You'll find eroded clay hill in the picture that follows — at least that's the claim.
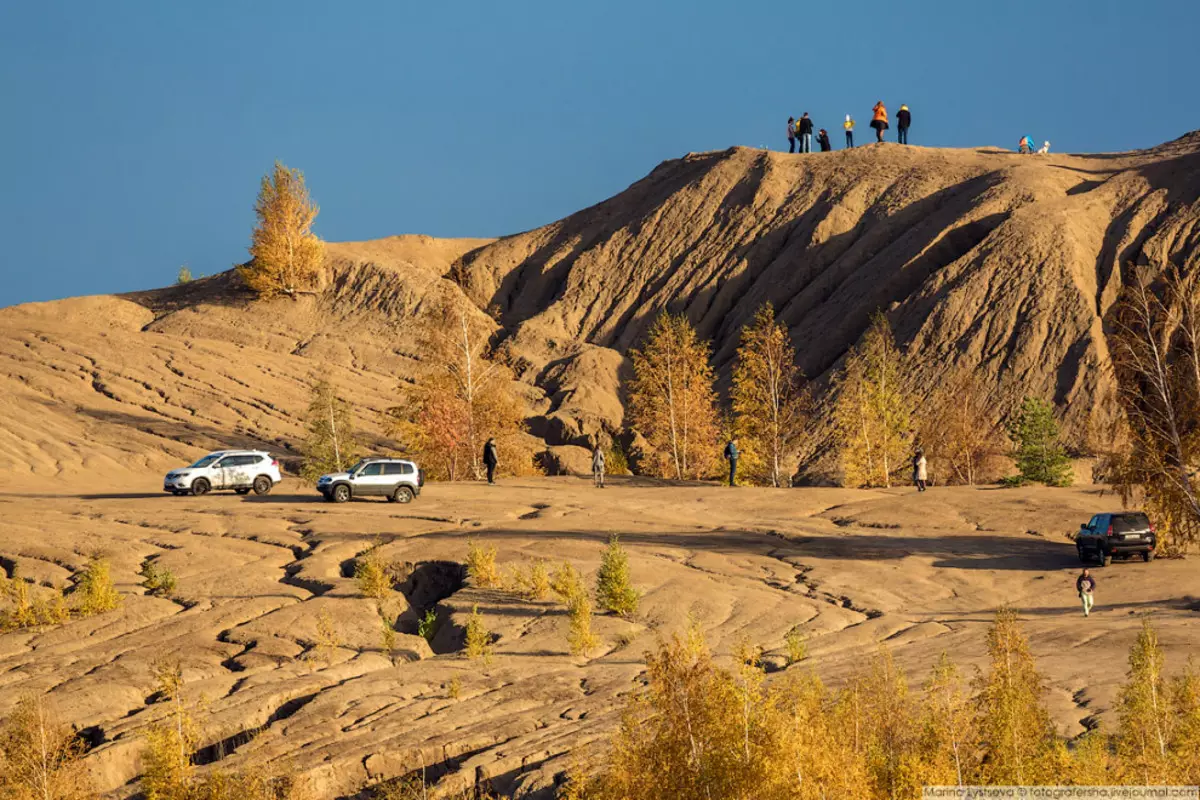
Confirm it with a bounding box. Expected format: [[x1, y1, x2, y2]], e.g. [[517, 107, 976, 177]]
[[3, 135, 1200, 479]]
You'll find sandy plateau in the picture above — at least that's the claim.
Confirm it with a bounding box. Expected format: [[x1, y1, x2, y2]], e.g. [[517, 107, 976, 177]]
[[1, 475, 1198, 797]]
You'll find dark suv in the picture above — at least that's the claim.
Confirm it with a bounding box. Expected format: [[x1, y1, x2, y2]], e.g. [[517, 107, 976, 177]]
[[1075, 512, 1157, 566]]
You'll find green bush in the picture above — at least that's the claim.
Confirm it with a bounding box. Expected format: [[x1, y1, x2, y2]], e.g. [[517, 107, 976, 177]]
[[1007, 397, 1072, 486], [595, 535, 638, 617]]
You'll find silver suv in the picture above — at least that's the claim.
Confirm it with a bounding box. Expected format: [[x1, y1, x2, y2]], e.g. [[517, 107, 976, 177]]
[[316, 458, 424, 503], [164, 450, 282, 496]]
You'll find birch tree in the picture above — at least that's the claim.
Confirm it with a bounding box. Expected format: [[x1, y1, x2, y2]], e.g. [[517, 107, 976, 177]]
[[732, 304, 809, 487], [628, 312, 720, 480], [301, 379, 359, 481], [238, 161, 324, 298]]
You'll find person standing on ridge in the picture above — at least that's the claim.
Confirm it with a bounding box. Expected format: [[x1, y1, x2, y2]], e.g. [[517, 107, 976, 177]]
[[592, 442, 606, 489], [787, 116, 797, 153], [1076, 568, 1096, 617], [871, 101, 888, 143], [798, 112, 814, 153], [844, 114, 855, 148], [482, 438, 498, 485], [723, 438, 739, 486], [817, 128, 831, 152], [897, 104, 911, 144]]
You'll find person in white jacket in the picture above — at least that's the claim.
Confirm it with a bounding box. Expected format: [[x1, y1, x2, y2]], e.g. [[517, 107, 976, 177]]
[[592, 444, 606, 488], [913, 450, 928, 492]]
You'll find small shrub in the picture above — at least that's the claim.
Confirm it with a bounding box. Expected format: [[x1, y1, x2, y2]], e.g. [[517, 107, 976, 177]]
[[417, 608, 439, 642], [595, 535, 638, 617], [142, 658, 198, 800], [464, 605, 493, 664], [379, 605, 397, 658], [0, 574, 69, 631], [606, 442, 631, 476], [176, 266, 193, 285], [311, 609, 342, 666], [448, 675, 462, 699], [466, 538, 500, 588], [140, 558, 178, 597], [511, 558, 550, 600], [355, 547, 391, 600], [0, 694, 93, 800], [550, 561, 583, 603], [567, 591, 599, 656], [75, 555, 121, 616], [784, 627, 808, 666]]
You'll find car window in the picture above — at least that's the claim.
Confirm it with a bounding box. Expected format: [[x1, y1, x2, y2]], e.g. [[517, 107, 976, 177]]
[[402, 463, 414, 475], [1112, 513, 1150, 533], [1085, 516, 1098, 530], [358, 463, 383, 477], [190, 454, 220, 468], [383, 463, 404, 476]]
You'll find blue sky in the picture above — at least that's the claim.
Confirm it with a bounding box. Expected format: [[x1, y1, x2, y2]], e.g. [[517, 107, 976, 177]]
[[0, 0, 1195, 307]]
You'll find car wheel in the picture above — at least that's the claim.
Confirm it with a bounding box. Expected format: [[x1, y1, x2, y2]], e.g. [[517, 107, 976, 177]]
[[252, 475, 272, 496], [1076, 546, 1088, 563], [235, 488, 250, 495], [1143, 550, 1155, 562], [392, 486, 415, 504], [332, 484, 351, 503], [191, 478, 211, 496]]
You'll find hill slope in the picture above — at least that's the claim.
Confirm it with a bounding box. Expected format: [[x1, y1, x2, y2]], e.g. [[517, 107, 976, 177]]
[[2, 137, 1200, 478]]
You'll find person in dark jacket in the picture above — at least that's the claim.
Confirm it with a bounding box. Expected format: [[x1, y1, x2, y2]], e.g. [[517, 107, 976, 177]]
[[1076, 569, 1096, 617], [787, 116, 796, 153], [723, 439, 739, 486], [798, 113, 814, 153], [897, 104, 912, 144], [817, 129, 831, 152], [482, 438, 498, 484]]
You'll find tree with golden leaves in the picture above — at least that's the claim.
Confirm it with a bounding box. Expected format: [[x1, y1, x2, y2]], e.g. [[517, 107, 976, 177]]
[[0, 695, 94, 800], [973, 607, 1056, 785], [732, 304, 809, 487], [386, 291, 530, 480], [1116, 618, 1174, 784], [917, 372, 1005, 485], [628, 313, 721, 480], [835, 313, 912, 487], [301, 378, 360, 482], [238, 161, 324, 298]]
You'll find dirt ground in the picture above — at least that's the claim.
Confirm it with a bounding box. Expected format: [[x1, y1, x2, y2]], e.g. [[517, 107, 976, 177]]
[[2, 473, 1197, 798]]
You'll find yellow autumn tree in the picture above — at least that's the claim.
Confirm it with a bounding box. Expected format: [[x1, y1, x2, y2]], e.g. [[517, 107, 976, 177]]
[[917, 372, 1006, 485], [1115, 618, 1174, 784], [628, 313, 721, 480], [385, 291, 532, 480], [238, 161, 324, 298], [0, 695, 94, 800], [732, 303, 809, 487], [835, 313, 912, 487], [301, 378, 360, 482]]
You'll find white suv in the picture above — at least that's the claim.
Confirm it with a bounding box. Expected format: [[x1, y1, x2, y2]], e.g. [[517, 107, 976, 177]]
[[316, 458, 423, 503], [164, 450, 282, 496]]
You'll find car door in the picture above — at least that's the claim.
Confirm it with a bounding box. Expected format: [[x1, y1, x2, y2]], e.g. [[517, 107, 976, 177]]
[[226, 455, 255, 488], [353, 462, 387, 495], [1080, 515, 1099, 546], [211, 457, 236, 489], [382, 462, 407, 493]]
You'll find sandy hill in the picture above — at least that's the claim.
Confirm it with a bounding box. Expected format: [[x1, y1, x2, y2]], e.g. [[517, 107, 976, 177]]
[[3, 136, 1200, 479]]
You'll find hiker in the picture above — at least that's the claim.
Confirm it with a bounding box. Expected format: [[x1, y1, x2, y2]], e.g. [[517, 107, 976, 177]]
[[844, 115, 855, 148], [798, 112, 814, 153], [787, 116, 797, 153], [897, 104, 911, 144], [482, 438, 498, 485], [592, 443, 606, 488], [817, 129, 832, 152], [871, 101, 888, 142], [1076, 569, 1097, 617], [723, 438, 739, 486], [1019, 135, 1034, 154], [913, 450, 928, 492]]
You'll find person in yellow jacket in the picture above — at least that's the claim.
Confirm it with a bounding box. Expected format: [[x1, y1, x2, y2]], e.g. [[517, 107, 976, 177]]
[[844, 115, 855, 148], [871, 101, 889, 143]]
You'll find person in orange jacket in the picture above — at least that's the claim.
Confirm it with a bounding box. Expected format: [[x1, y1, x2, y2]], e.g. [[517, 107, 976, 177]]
[[871, 101, 889, 143]]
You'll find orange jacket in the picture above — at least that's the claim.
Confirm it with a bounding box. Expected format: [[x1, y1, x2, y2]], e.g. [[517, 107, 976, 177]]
[[873, 103, 888, 124]]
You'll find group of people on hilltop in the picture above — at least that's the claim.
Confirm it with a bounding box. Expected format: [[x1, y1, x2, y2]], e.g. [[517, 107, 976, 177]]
[[787, 101, 911, 152]]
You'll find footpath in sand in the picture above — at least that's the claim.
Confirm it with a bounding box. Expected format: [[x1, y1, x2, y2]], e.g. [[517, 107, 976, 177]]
[[2, 475, 1198, 798]]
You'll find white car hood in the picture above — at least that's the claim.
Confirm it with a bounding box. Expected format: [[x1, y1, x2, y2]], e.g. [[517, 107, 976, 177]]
[[166, 468, 198, 479], [319, 472, 351, 482]]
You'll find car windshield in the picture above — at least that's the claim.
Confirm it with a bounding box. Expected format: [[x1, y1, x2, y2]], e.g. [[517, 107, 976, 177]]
[[347, 459, 369, 475], [189, 454, 221, 468], [1113, 513, 1150, 533]]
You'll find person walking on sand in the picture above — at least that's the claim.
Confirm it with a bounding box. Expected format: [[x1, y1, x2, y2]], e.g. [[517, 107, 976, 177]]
[[787, 116, 797, 153], [913, 450, 928, 492], [724, 438, 739, 486], [798, 112, 814, 153], [871, 101, 888, 143], [1077, 568, 1097, 616], [897, 104, 911, 144], [844, 114, 855, 148], [817, 128, 832, 152], [482, 438, 498, 485], [592, 443, 606, 488]]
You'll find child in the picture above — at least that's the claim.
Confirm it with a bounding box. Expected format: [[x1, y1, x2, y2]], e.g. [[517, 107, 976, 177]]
[[844, 115, 855, 148]]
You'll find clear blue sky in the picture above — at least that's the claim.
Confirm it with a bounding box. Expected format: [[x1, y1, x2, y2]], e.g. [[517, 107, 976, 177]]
[[1, 0, 1195, 307]]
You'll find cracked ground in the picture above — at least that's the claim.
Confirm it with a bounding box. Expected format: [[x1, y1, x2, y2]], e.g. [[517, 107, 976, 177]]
[[3, 476, 1199, 798]]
